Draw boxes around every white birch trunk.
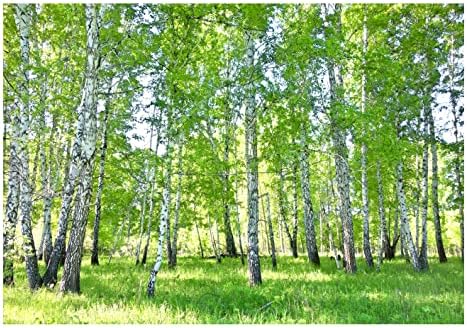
[13,3,43,290]
[244,32,261,286]
[147,140,172,296]
[299,125,320,265]
[60,4,101,293]
[419,109,430,270]
[395,161,421,272]
[322,3,357,273]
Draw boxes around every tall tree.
[244,30,262,286]
[299,124,320,265]
[13,3,43,290]
[427,106,448,263]
[91,90,111,265]
[419,107,430,270]
[360,6,373,268]
[59,3,101,293]
[322,3,357,273]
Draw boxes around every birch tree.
[91,92,111,266]
[59,4,101,293]
[322,3,357,273]
[10,3,43,290]
[360,7,373,268]
[244,31,262,286]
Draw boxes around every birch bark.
[244,32,261,286]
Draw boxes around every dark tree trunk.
[168,143,183,268]
[195,220,204,259]
[265,194,277,270]
[278,167,298,258]
[91,96,111,266]
[428,109,447,263]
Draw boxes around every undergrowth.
[3,255,464,323]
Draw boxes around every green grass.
[3,255,464,323]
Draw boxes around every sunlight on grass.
[3,256,464,324]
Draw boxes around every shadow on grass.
[4,255,464,323]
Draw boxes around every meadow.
[3,255,464,324]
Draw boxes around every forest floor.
[3,255,464,324]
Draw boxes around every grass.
[3,255,464,323]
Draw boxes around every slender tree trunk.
[30,145,40,198]
[141,175,156,266]
[279,220,285,254]
[323,195,341,269]
[141,107,163,266]
[299,126,320,265]
[428,109,448,263]
[376,179,384,272]
[395,160,421,272]
[195,219,204,259]
[223,137,237,257]
[38,119,55,264]
[208,215,221,263]
[400,214,405,258]
[59,4,101,293]
[265,194,277,270]
[448,40,464,262]
[260,198,270,255]
[135,162,149,265]
[330,113,356,272]
[147,142,172,297]
[453,138,463,262]
[3,118,21,285]
[244,32,261,286]
[319,201,324,254]
[91,96,110,266]
[233,143,245,265]
[13,4,42,290]
[138,106,158,265]
[360,9,373,268]
[37,141,46,261]
[323,3,357,273]
[419,109,430,270]
[291,164,299,257]
[278,168,297,257]
[169,143,183,268]
[376,161,390,261]
[215,218,221,253]
[414,155,421,252]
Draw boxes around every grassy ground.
[3,255,464,323]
